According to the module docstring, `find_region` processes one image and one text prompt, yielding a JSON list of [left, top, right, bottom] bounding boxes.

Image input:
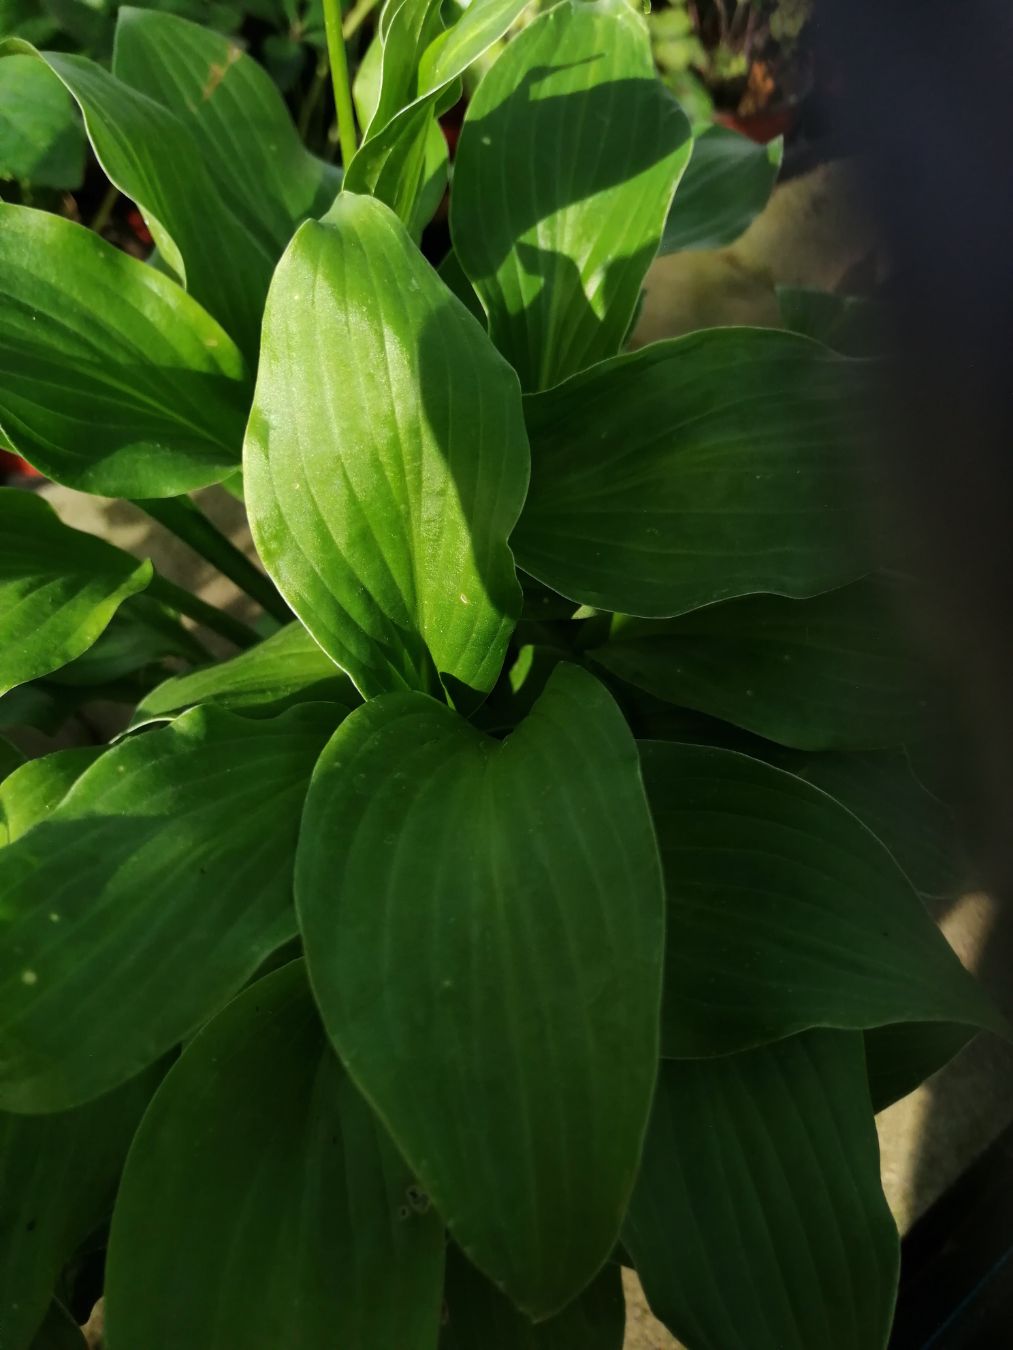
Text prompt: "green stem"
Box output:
[[322, 0, 359, 168], [135, 496, 291, 624], [147, 574, 260, 650], [90, 183, 120, 235]]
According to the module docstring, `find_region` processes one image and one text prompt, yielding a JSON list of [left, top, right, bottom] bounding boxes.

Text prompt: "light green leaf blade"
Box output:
[[0, 54, 84, 188], [246, 193, 528, 705], [297, 663, 664, 1318], [106, 962, 444, 1350], [130, 621, 356, 729], [345, 0, 532, 227], [0, 702, 341, 1112], [0, 205, 248, 496], [45, 594, 207, 689], [0, 1065, 160, 1349], [451, 0, 691, 390], [0, 488, 152, 697], [590, 581, 930, 750], [623, 1031, 899, 1350], [441, 1243, 625, 1349], [0, 39, 271, 356], [640, 741, 1001, 1058], [0, 745, 102, 846], [112, 7, 340, 260], [513, 329, 870, 617], [660, 123, 781, 254]]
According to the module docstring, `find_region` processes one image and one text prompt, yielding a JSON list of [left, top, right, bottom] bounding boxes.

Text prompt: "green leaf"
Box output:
[[106, 962, 445, 1350], [44, 593, 208, 691], [0, 205, 248, 497], [131, 621, 356, 729], [660, 123, 781, 254], [0, 54, 84, 188], [437, 247, 484, 324], [0, 488, 152, 697], [451, 0, 691, 390], [0, 1065, 161, 1349], [794, 748, 967, 900], [0, 746, 102, 846], [864, 1020, 974, 1113], [246, 193, 528, 705], [623, 1031, 899, 1350], [441, 1243, 625, 1349], [0, 736, 24, 785], [589, 581, 930, 750], [513, 329, 870, 617], [639, 740, 1001, 1058], [778, 286, 887, 357], [112, 8, 340, 261], [345, 0, 532, 227], [0, 39, 270, 356], [0, 702, 341, 1111], [29, 1301, 86, 1350], [297, 663, 664, 1318]]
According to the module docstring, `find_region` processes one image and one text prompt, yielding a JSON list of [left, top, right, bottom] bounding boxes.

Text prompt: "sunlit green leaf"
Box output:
[[640, 741, 1001, 1058], [297, 664, 664, 1317], [0, 745, 102, 846], [0, 488, 152, 697], [624, 1032, 899, 1350], [661, 123, 781, 254], [106, 962, 444, 1350], [0, 205, 248, 496], [451, 0, 691, 390], [112, 8, 340, 260], [0, 54, 83, 188], [0, 1065, 161, 1349], [131, 622, 356, 729], [246, 193, 528, 705], [0, 702, 341, 1111], [589, 581, 930, 750], [513, 329, 870, 616], [0, 39, 270, 355], [441, 1243, 625, 1349]]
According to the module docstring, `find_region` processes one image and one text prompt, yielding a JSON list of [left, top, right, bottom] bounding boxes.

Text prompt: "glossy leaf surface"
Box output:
[[0, 39, 269, 354], [590, 581, 928, 750], [624, 1032, 899, 1350], [0, 54, 83, 188], [0, 746, 102, 846], [246, 194, 528, 704], [0, 1066, 159, 1348], [660, 123, 781, 254], [297, 664, 664, 1317], [640, 741, 1000, 1057], [113, 8, 339, 260], [131, 621, 355, 729], [0, 205, 247, 496], [452, 0, 691, 390], [0, 703, 340, 1111], [513, 329, 870, 616], [107, 962, 444, 1350], [441, 1244, 625, 1349], [0, 488, 152, 697]]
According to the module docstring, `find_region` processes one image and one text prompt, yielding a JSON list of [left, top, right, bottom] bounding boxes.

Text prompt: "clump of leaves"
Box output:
[[0, 3, 1002, 1349]]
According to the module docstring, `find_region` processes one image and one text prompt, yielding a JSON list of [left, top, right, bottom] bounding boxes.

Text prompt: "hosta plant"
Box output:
[[0, 3, 1002, 1349]]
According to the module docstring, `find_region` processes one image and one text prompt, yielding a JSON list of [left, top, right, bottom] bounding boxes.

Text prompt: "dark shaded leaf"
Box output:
[[297, 664, 664, 1317], [661, 123, 781, 254], [106, 962, 444, 1350], [624, 1031, 899, 1350]]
